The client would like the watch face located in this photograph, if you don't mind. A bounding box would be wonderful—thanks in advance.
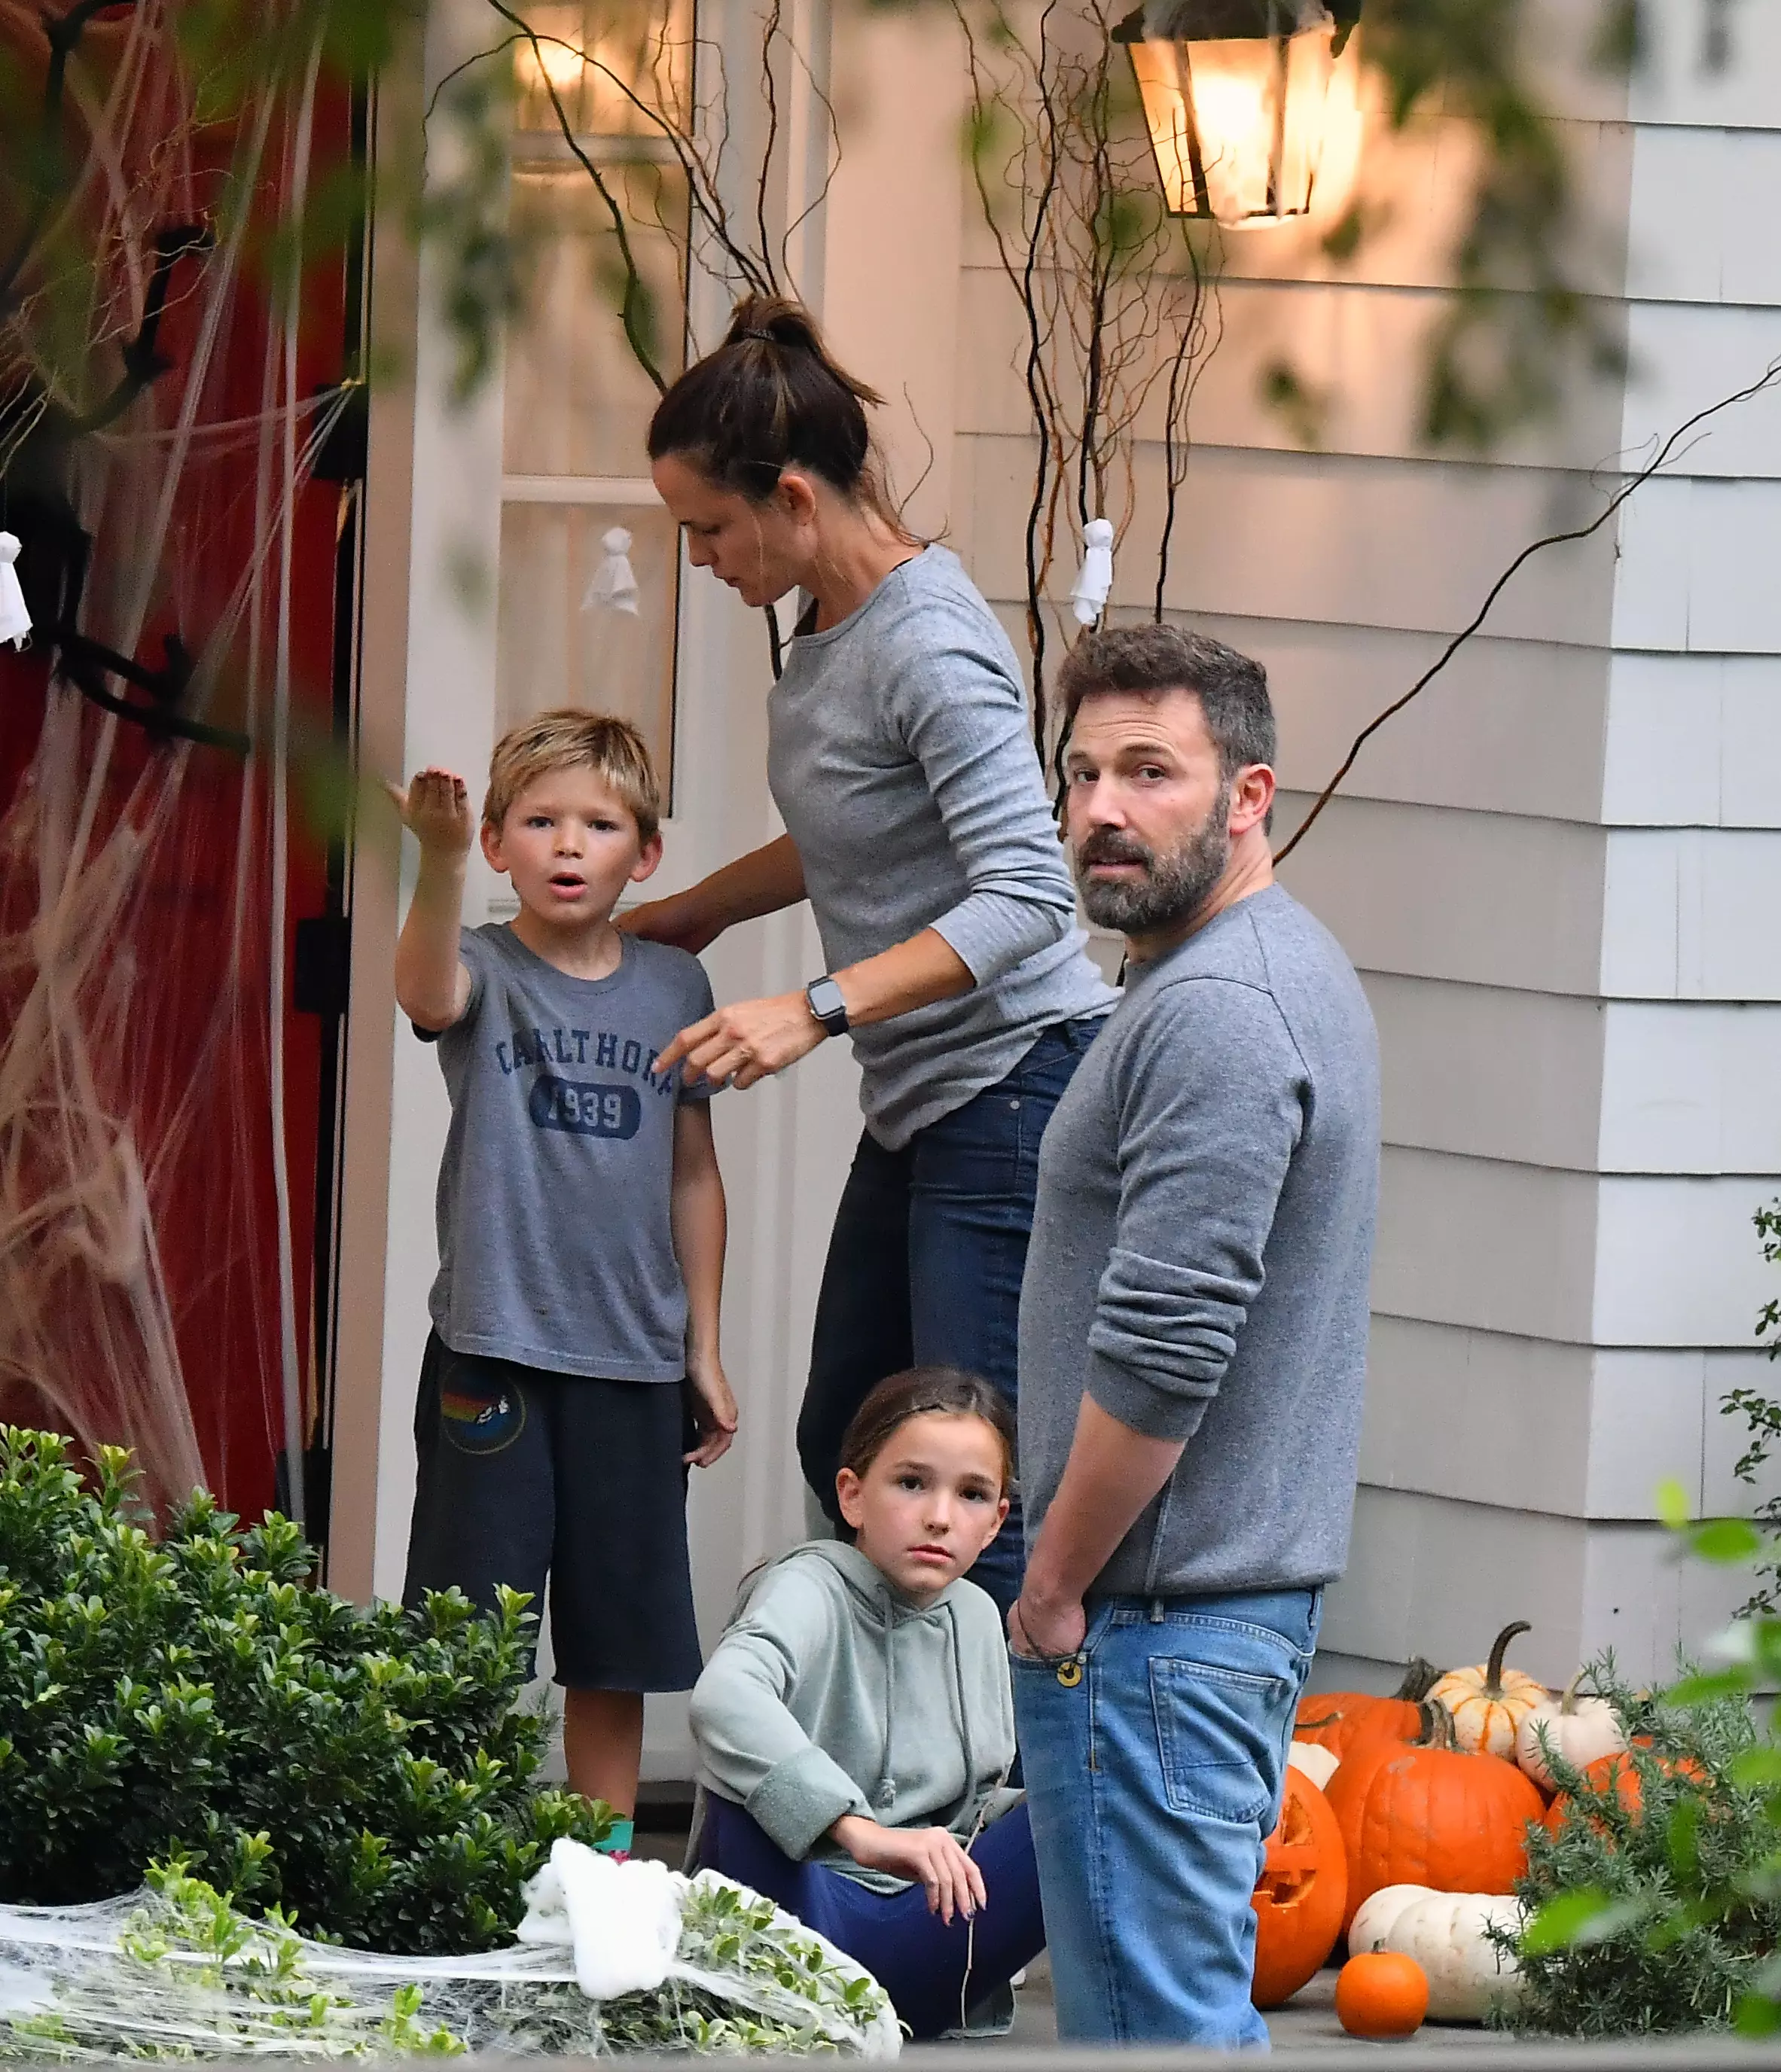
[807,977,846,1025]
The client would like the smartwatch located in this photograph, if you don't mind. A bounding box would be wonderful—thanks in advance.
[804,974,850,1037]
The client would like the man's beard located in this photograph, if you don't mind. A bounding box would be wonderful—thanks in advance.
[1073,785,1231,935]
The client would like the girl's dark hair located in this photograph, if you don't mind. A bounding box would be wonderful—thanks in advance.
[647,294,903,519]
[838,1367,1017,1493]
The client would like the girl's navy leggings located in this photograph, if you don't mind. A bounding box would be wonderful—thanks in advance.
[694,1795,1048,2039]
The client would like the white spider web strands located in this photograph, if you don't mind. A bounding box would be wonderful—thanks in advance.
[0,1869,901,2058]
[0,1,344,1514]
[267,35,327,1530]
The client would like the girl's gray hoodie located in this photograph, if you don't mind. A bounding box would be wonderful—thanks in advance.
[688,1541,1016,1892]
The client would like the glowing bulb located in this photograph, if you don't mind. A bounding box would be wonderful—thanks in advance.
[1115,1,1344,226]
[518,37,592,96]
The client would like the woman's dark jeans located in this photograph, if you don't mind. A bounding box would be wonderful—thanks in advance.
[795,1016,1105,1620]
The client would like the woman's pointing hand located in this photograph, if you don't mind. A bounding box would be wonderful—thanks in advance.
[659,992,829,1089]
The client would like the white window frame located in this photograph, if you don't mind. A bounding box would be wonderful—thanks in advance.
[334,0,865,1789]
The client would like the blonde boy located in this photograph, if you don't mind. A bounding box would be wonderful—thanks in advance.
[392,711,732,1845]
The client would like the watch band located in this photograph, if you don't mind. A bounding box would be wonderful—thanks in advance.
[804,974,849,1037]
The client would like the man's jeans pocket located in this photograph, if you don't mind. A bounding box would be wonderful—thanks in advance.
[1150,1656,1296,1824]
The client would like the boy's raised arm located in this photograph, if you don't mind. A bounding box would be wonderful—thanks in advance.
[390,768,475,1031]
[672,1102,733,1466]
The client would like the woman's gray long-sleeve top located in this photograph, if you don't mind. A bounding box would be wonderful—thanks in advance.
[767,546,1114,1149]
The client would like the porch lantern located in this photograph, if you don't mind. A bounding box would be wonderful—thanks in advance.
[1113,0,1347,227]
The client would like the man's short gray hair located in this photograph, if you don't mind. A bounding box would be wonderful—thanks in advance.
[1057,624,1276,780]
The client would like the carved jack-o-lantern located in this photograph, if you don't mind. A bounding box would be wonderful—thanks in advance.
[1251,1767,1347,2008]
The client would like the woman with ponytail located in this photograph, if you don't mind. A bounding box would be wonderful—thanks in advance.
[627,297,1114,1614]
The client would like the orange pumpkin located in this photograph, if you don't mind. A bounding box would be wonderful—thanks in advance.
[1428,1623,1545,1757]
[1335,1951,1429,2039]
[1295,1658,1440,1760]
[1542,1749,1708,1836]
[1322,1702,1545,1931]
[1251,1769,1348,2009]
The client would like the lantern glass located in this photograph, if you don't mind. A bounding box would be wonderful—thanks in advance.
[1123,10,1337,226]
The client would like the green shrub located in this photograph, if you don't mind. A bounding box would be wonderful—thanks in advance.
[1720,1197,1781,1616]
[1513,1208,1781,2036]
[0,1427,606,1953]
[1500,1668,1781,2036]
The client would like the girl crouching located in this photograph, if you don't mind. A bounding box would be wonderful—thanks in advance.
[689,1367,1045,2037]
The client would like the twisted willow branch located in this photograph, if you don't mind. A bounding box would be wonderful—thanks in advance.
[483,0,668,393]
[1273,355,1781,864]
[443,2,840,673]
[956,0,1217,761]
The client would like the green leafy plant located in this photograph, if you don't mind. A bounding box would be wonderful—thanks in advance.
[0,1428,608,1955]
[1719,1198,1781,1616]
[1508,1489,1781,2036]
[1493,1665,1781,2035]
[588,1879,893,2056]
[2,1861,465,2060]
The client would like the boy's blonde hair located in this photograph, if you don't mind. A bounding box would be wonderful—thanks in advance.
[483,708,661,843]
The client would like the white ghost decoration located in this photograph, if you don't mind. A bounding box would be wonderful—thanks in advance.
[583,526,639,616]
[0,533,31,649]
[1070,517,1114,626]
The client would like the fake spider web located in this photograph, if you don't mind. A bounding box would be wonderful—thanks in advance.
[0,0,357,1519]
[0,1869,901,2058]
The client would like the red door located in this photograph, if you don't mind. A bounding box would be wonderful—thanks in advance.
[0,13,359,1526]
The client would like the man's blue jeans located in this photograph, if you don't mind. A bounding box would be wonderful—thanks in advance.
[796,1018,1105,1620]
[1013,1586,1322,2047]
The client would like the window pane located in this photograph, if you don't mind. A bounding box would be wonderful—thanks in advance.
[505,163,688,478]
[499,0,691,812]
[496,501,680,791]
[514,0,692,139]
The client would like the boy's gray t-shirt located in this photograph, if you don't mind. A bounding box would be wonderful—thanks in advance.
[422,924,715,1380]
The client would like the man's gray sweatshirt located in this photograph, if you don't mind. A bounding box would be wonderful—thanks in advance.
[1017,884,1380,1598]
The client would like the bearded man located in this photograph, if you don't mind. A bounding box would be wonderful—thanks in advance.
[1008,625,1380,2046]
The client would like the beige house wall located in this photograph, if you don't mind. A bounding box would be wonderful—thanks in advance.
[334,0,1781,1766]
[834,0,1781,1690]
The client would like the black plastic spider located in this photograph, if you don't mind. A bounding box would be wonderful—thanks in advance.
[1,0,247,754]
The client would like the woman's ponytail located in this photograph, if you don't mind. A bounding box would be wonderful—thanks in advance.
[648,293,898,515]
[717,294,881,403]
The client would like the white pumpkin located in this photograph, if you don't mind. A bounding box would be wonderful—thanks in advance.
[1348,1883,1435,1955]
[1383,1892,1524,2022]
[1286,1740,1340,1791]
[1514,1673,1626,1790]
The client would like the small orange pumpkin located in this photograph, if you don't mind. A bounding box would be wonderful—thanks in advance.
[1250,1769,1347,2009]
[1335,1951,1429,2038]
[1428,1623,1545,1757]
[1295,1659,1439,1760]
[1323,1702,1545,1931]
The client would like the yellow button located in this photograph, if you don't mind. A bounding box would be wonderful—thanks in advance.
[1056,1659,1083,1688]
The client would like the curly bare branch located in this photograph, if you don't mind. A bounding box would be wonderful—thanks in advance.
[1274,356,1781,862]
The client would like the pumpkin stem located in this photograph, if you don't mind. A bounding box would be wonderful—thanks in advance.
[1417,1699,1459,1751]
[1484,1620,1532,1698]
[1559,1668,1587,1714]
[1394,1656,1440,1703]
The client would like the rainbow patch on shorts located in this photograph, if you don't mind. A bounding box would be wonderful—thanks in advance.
[440,1382,526,1455]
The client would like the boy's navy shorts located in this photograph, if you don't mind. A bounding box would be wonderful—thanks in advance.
[402,1331,703,1692]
